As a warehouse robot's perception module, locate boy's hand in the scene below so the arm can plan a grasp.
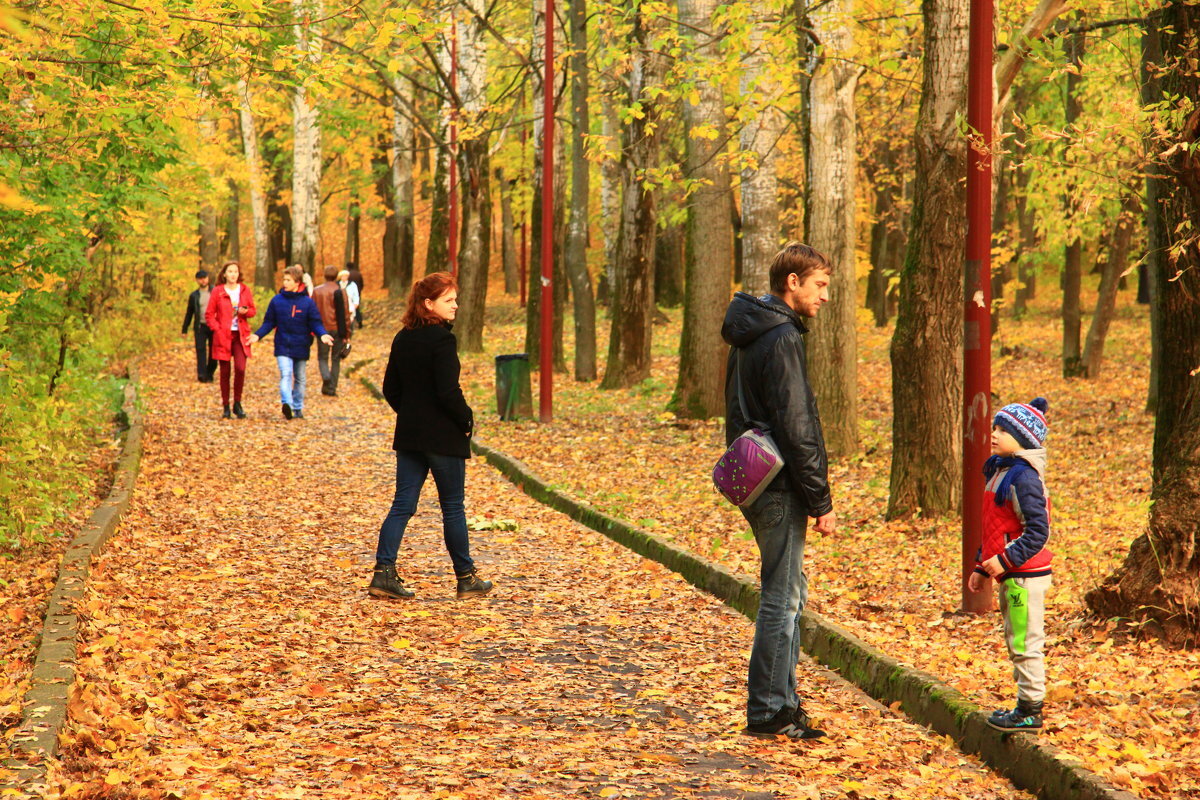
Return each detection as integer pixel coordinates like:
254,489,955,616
248,334,259,345
967,571,986,593
981,555,1004,578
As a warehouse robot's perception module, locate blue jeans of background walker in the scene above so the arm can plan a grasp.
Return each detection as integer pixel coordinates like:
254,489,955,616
275,355,309,412
375,450,474,576
741,487,809,725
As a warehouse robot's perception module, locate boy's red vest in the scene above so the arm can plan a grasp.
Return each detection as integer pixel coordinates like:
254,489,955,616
981,480,1052,576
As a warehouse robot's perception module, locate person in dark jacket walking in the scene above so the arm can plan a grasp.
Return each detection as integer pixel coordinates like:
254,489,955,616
181,269,216,382
368,272,494,602
312,264,351,396
248,266,335,420
721,241,837,741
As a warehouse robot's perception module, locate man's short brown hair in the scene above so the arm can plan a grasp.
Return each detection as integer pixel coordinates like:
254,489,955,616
323,264,339,281
768,241,831,295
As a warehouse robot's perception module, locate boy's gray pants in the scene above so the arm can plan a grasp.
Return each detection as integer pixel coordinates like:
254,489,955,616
999,574,1052,706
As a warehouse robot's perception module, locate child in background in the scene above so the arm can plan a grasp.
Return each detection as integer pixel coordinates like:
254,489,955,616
969,397,1054,732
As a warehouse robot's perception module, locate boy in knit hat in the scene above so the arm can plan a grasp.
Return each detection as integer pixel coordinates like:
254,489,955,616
969,397,1053,732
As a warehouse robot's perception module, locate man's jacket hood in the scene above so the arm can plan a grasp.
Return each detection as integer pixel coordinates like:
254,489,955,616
721,292,807,348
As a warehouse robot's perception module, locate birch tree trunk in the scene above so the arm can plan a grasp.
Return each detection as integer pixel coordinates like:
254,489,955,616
598,105,621,305
600,7,666,389
804,0,859,456
454,0,491,352
290,0,324,274
387,73,416,297
672,0,733,419
566,0,597,381
886,0,969,519
738,3,786,295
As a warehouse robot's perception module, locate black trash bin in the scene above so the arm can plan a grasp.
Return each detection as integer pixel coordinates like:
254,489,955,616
494,354,532,420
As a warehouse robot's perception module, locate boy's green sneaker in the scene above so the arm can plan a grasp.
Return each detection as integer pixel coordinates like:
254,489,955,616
987,701,1043,732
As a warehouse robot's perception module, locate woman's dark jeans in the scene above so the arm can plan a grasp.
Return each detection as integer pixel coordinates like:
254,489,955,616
375,450,474,576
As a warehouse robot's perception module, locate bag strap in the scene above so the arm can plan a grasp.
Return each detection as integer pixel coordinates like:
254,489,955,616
735,349,750,423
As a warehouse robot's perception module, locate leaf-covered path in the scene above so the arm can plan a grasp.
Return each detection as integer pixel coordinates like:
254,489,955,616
49,345,1029,799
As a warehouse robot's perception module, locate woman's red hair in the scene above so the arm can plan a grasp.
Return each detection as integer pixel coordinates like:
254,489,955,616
401,272,458,329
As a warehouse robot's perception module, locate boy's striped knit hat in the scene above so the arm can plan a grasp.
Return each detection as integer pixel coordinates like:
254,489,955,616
994,397,1049,450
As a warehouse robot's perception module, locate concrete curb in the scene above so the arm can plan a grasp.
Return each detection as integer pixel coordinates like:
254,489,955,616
360,371,1134,800
2,371,144,796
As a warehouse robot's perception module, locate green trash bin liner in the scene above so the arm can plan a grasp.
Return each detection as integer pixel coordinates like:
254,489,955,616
495,354,532,420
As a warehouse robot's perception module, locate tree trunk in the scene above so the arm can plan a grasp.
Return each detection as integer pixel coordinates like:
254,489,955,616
426,125,450,275
196,74,220,271
672,0,733,419
738,7,785,295
1012,106,1038,316
387,73,416,297
1085,4,1200,646
238,80,274,290
804,0,859,457
290,0,324,274
597,105,621,306
654,225,685,308
600,7,665,390
223,180,241,263
566,0,597,380
453,0,491,352
498,168,520,295
1081,194,1138,379
343,201,360,268
887,0,969,519
1061,20,1086,377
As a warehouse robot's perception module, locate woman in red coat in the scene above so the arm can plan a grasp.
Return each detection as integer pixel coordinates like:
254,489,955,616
204,261,256,419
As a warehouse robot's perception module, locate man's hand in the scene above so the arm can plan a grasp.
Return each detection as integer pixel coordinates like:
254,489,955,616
320,334,334,346
967,571,986,593
981,555,1004,578
813,511,836,535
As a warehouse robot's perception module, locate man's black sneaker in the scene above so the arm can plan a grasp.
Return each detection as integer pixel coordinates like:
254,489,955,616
282,403,293,420
368,566,414,599
455,571,494,600
744,706,826,740
294,409,304,419
987,702,1043,732
232,401,246,419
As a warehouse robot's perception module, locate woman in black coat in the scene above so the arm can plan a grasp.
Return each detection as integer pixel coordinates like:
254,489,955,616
369,272,494,601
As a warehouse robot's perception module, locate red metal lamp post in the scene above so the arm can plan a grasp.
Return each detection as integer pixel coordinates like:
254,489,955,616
962,0,994,613
538,0,555,423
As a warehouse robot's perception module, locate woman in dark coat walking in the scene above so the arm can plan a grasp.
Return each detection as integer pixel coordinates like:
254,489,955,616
204,261,256,419
248,266,334,420
369,272,494,601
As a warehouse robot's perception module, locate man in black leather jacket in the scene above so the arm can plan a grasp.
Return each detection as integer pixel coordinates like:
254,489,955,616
721,241,838,741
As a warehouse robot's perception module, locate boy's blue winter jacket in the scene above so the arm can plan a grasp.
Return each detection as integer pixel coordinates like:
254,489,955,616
253,289,328,360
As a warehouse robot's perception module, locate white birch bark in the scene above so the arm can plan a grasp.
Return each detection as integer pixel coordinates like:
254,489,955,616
237,79,273,287
389,72,415,292
455,0,491,351
805,0,859,454
291,0,324,272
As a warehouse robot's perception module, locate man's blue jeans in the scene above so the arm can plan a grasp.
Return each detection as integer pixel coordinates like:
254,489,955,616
375,450,474,576
741,488,809,725
275,355,309,411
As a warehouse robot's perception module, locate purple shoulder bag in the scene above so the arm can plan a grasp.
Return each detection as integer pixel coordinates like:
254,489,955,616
712,350,785,507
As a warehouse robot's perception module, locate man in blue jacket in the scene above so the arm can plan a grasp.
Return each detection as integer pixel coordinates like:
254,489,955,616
249,266,334,419
721,242,838,741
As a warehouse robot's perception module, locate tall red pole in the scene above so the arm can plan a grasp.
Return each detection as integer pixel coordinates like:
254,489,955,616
963,0,993,613
448,17,459,276
539,0,554,423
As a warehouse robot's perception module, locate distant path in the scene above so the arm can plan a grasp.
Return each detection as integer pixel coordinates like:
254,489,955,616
50,343,1029,799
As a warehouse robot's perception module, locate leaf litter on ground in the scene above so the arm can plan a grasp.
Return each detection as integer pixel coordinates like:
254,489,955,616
42,342,1032,799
